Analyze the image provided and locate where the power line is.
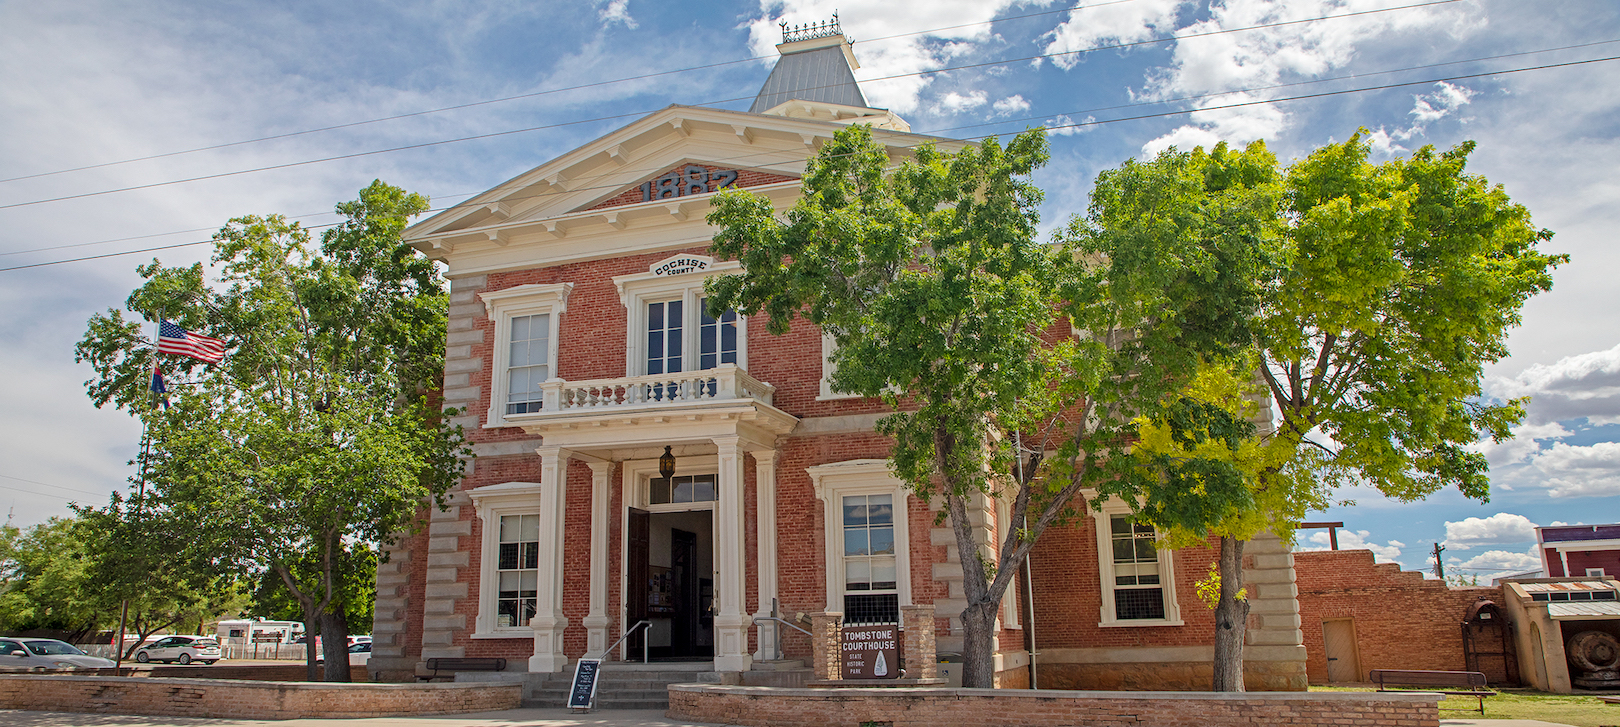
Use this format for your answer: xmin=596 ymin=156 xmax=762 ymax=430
xmin=0 ymin=0 xmax=1464 ymax=211
xmin=0 ymin=0 xmax=1146 ymax=186
xmin=0 ymin=473 xmax=110 ymax=499
xmin=7 ymin=35 xmax=1612 ymax=262
xmin=927 ymin=36 xmax=1620 ymax=136
xmin=4 ymin=51 xmax=1615 ymax=274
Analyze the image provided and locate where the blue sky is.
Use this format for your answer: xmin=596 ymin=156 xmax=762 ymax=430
xmin=2 ymin=0 xmax=1618 ymax=580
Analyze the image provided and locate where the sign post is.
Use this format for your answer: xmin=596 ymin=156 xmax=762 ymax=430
xmin=567 ymin=658 xmax=602 ymax=712
xmin=841 ymin=624 xmax=901 ymax=679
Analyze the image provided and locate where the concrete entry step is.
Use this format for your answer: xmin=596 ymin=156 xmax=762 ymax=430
xmin=516 ymin=664 xmax=723 ymax=709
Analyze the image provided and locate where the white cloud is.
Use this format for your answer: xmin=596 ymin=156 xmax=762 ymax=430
xmin=1045 ymin=114 xmax=1096 ymax=136
xmin=1298 ymin=529 xmax=1403 ymax=563
xmin=594 ymin=0 xmax=637 ymax=29
xmin=1453 ymin=549 xmax=1541 ymax=573
xmin=1102 ymin=0 xmax=1480 ymax=157
xmin=1141 ymin=123 xmax=1220 ymax=156
xmin=1531 ymin=441 xmax=1620 ymax=498
xmin=936 ymin=90 xmax=988 ymax=114
xmin=1042 ymin=0 xmax=1188 ymax=70
xmin=991 ymin=95 xmax=1031 ymax=118
xmin=1410 ymin=81 xmax=1474 ymax=123
xmin=1467 ymin=421 xmax=1572 ymax=467
xmin=1489 ymin=343 xmax=1620 ymax=426
xmin=1444 ymin=513 xmax=1538 ymax=550
xmin=744 ymin=0 xmax=1022 ymax=113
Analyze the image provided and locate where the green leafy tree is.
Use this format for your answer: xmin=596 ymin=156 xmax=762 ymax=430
xmin=76 ymin=181 xmax=468 ymax=680
xmin=1087 ymin=133 xmax=1564 ymax=690
xmin=74 ymin=496 xmax=248 ymax=660
xmin=0 ymin=517 xmax=102 ymax=638
xmin=706 ymin=126 xmax=1244 ymax=688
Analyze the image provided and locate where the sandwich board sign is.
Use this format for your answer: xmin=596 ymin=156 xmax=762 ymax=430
xmin=568 ymin=658 xmax=601 ymax=711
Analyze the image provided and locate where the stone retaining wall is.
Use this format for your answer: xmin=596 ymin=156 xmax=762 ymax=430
xmin=78 ymin=665 xmax=337 ymax=682
xmin=0 ymin=674 xmax=519 ymax=720
xmin=667 ymin=684 xmax=1441 ymax=727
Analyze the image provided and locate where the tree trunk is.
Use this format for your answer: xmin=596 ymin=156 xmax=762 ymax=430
xmin=1211 ymin=535 xmax=1250 ymax=691
xmin=320 ymin=609 xmax=350 ymax=682
xmin=959 ymin=600 xmax=999 ymax=688
xmin=301 ymin=605 xmax=321 ymax=682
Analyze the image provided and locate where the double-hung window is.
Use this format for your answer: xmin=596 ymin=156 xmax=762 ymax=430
xmin=1091 ymin=498 xmax=1183 ymax=627
xmin=497 ymin=514 xmax=540 ymax=627
xmin=467 ymin=480 xmax=547 ymax=637
xmin=506 ymin=314 xmax=551 ymax=415
xmin=843 ymin=494 xmax=898 ymax=624
xmin=807 ymin=460 xmax=911 ymax=626
xmin=1110 ymin=514 xmax=1165 ymax=620
xmin=480 ymin=283 xmax=571 ymax=428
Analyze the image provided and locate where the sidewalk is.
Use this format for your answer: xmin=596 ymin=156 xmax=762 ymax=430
xmin=0 ymin=709 xmax=1585 ymax=727
xmin=0 ymin=708 xmax=726 ymax=727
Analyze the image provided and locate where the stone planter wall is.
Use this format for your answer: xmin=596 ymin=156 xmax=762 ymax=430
xmin=667 ymin=684 xmax=1442 ymax=727
xmin=0 ymin=674 xmax=519 ymax=720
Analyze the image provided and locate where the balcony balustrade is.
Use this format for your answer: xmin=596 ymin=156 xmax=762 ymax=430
xmin=530 ymin=364 xmax=774 ymax=415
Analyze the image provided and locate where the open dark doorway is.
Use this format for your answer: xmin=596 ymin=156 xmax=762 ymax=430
xmin=628 ymin=509 xmax=713 ymax=661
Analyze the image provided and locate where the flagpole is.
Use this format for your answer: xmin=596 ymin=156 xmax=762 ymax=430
xmin=115 ymin=319 xmax=160 ymax=670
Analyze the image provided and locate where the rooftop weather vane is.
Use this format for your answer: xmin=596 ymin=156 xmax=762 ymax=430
xmin=780 ymin=13 xmax=845 ymax=44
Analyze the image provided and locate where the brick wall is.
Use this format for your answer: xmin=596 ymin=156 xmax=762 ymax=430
xmin=668 ymin=684 xmax=1441 ymax=727
xmin=1295 ymin=549 xmax=1500 ymax=683
xmin=0 ymin=675 xmax=520 ymax=720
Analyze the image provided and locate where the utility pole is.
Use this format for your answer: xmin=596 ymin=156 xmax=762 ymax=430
xmin=1432 ymin=543 xmax=1446 ymax=581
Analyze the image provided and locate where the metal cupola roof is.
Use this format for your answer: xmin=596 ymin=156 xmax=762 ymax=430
xmin=749 ymin=15 xmax=869 ymax=113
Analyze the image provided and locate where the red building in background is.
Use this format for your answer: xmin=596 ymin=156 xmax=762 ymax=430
xmin=1540 ymin=524 xmax=1620 ymax=578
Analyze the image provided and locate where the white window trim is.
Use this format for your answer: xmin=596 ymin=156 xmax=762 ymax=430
xmin=480 ymin=283 xmax=573 ymax=429
xmin=995 ymin=490 xmax=1020 ymax=629
xmin=807 ymin=459 xmax=913 ymax=614
xmin=1090 ymin=495 xmax=1184 ymax=628
xmin=614 ymin=259 xmax=746 ymax=376
xmin=818 ymin=333 xmax=862 ymax=401
xmin=469 ymin=481 xmax=546 ymax=639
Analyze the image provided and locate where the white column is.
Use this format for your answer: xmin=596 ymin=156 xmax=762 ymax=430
xmin=712 ymin=436 xmax=752 ymax=672
xmin=752 ymin=450 xmax=780 ymax=661
xmin=530 ymin=445 xmax=570 ymax=673
xmin=583 ymin=460 xmax=612 ymax=656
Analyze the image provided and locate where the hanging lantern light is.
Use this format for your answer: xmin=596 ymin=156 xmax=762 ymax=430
xmin=658 ymin=445 xmax=676 ymax=480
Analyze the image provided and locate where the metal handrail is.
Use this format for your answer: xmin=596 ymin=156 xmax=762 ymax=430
xmin=752 ymin=615 xmax=811 ymax=638
xmin=599 ymin=619 xmax=651 ymax=663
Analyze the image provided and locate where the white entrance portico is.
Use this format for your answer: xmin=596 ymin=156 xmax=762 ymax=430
xmin=501 ymin=374 xmax=796 ymax=673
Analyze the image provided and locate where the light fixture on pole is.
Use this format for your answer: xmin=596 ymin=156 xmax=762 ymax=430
xmin=659 ymin=445 xmax=676 ymax=480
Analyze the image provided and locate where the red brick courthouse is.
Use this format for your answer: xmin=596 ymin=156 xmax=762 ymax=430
xmin=366 ymin=24 xmax=1309 ymax=692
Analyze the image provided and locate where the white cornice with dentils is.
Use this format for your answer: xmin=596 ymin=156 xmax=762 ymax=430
xmin=404 ymin=104 xmax=959 ymax=267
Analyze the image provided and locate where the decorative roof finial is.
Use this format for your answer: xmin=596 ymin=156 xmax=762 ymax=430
xmin=779 ymin=12 xmax=846 ymax=44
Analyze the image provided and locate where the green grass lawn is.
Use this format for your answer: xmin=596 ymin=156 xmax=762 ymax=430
xmin=1310 ymin=686 xmax=1618 ymax=726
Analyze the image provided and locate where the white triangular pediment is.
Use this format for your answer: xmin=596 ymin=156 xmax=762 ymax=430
xmin=404 ymin=104 xmax=961 ymax=273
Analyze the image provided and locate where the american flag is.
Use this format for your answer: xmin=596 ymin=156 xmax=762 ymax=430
xmin=157 ymin=320 xmax=225 ymax=364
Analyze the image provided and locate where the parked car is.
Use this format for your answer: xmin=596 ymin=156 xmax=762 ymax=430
xmin=348 ymin=641 xmax=371 ymax=666
xmin=0 ymin=638 xmax=116 ymax=671
xmin=133 ymin=635 xmax=221 ymax=665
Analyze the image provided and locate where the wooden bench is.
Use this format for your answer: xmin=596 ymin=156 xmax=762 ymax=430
xmin=417 ymin=657 xmax=507 ymax=682
xmin=1369 ymin=669 xmax=1495 ymax=715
